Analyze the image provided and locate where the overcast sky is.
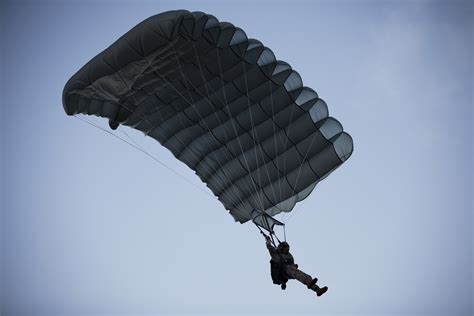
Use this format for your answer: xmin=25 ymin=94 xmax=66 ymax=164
xmin=1 ymin=1 xmax=472 ymax=315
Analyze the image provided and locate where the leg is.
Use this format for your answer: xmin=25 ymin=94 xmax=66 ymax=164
xmin=285 ymin=265 xmax=328 ymax=296
xmin=284 ymin=265 xmax=315 ymax=287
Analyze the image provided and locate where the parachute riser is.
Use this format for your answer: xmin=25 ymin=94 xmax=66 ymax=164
xmin=254 ymin=222 xmax=285 ymax=248
xmin=255 ymin=223 xmax=275 ymax=247
xmin=251 ymin=208 xmax=286 ymax=246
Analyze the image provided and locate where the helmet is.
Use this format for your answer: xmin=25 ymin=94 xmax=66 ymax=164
xmin=109 ymin=119 xmax=119 ymax=130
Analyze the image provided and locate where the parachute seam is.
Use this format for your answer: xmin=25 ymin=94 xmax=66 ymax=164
xmin=168 ymin=39 xmax=251 ymax=209
xmin=150 ymin=67 xmax=248 ymax=209
xmin=241 ymin=60 xmax=279 ymax=210
xmin=124 ymin=28 xmax=251 ymax=210
xmin=171 ymin=53 xmax=295 ymax=208
xmin=190 ymin=43 xmax=266 ymax=211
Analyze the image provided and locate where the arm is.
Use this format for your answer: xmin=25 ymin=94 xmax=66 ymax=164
xmin=264 ymin=235 xmax=276 ymax=255
xmin=284 ymin=253 xmax=297 ymax=268
xmin=288 ymin=253 xmax=295 ymax=266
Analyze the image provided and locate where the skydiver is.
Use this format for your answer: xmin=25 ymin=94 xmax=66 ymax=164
xmin=263 ymin=234 xmax=328 ymax=296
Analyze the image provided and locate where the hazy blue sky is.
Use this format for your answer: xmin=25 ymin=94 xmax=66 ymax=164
xmin=1 ymin=1 xmax=472 ymax=315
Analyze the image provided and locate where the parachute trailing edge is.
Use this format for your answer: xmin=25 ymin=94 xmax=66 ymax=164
xmin=63 ymin=10 xmax=353 ymax=224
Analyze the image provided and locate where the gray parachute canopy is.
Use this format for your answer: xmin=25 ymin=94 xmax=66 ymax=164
xmin=63 ymin=10 xmax=354 ymax=225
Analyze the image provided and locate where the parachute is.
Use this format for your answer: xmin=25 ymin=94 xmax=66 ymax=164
xmin=62 ymin=10 xmax=353 ymax=231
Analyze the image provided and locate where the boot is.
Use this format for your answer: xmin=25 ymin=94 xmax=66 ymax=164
xmin=281 ymin=282 xmax=287 ymax=290
xmin=307 ymin=278 xmax=318 ymax=289
xmin=316 ymin=286 xmax=328 ymax=297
